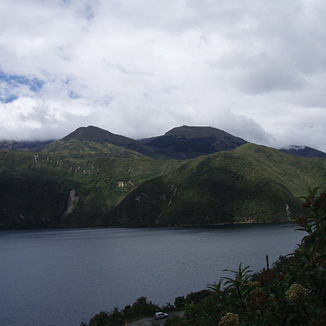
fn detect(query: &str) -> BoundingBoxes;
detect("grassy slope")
[105,144,326,227]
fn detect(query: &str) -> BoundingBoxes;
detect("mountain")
[140,125,248,159]
[40,125,249,160]
[2,125,325,160]
[278,145,326,158]
[101,143,326,227]
[62,125,134,143]
[1,125,326,229]
[42,126,162,159]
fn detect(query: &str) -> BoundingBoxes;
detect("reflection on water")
[0,223,303,326]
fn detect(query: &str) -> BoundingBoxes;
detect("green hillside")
[103,143,326,227]
[0,150,181,229]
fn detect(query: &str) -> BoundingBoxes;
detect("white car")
[154,312,168,320]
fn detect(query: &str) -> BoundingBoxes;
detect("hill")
[0,150,182,229]
[278,145,326,158]
[44,125,249,160]
[43,126,162,159]
[140,125,248,159]
[102,143,326,227]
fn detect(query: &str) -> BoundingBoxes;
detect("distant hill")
[141,125,248,159]
[101,143,326,227]
[39,125,249,160]
[278,145,326,158]
[42,126,162,159]
[0,140,53,152]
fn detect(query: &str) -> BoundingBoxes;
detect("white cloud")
[0,0,326,152]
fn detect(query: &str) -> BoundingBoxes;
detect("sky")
[1,0,326,151]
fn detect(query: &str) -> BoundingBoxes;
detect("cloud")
[0,0,326,152]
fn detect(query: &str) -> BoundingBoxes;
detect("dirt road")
[125,311,184,326]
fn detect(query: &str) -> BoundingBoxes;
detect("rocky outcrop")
[65,189,78,215]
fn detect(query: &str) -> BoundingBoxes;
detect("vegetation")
[81,187,326,325]
[1,125,326,229]
[1,142,326,229]
[80,297,162,326]
[104,144,326,227]
[0,150,181,228]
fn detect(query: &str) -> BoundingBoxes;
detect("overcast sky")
[1,0,326,151]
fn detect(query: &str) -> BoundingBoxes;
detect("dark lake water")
[0,223,303,326]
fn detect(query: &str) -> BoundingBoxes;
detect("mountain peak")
[164,125,247,141]
[142,125,248,159]
[62,126,135,145]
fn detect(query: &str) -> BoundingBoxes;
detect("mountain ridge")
[1,125,325,159]
[61,125,249,159]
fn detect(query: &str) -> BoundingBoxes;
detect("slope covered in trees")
[103,144,326,227]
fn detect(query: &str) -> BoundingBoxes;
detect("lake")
[0,223,303,326]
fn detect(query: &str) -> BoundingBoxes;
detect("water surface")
[0,224,303,326]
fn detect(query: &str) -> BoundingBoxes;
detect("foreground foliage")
[82,187,326,325]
